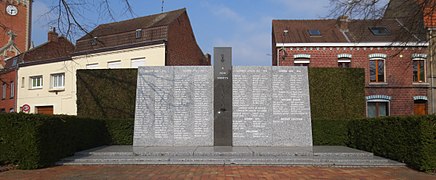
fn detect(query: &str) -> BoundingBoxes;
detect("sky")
[31,0,331,66]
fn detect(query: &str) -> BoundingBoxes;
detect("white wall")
[17,44,166,115]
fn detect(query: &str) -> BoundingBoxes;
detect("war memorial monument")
[133,47,312,147]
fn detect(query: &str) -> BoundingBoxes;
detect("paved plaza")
[0,165,434,179]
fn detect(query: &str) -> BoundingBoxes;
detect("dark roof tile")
[75,8,185,53]
[273,18,426,44]
[273,19,349,43]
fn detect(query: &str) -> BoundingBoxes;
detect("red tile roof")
[75,8,186,53]
[3,36,74,69]
[273,19,426,44]
[273,20,348,43]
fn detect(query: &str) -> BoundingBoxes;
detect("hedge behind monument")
[77,68,365,120]
[309,68,366,120]
[77,69,138,119]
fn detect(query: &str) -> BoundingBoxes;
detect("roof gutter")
[277,42,429,47]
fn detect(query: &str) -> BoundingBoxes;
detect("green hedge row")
[347,116,436,172]
[312,119,349,146]
[0,113,134,169]
[309,68,366,120]
[105,118,134,145]
[0,113,109,169]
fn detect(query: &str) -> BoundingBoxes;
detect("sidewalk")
[0,165,434,180]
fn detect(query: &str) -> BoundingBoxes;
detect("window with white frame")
[86,63,99,69]
[293,54,310,67]
[2,83,5,99]
[412,54,427,83]
[108,61,121,69]
[367,101,389,117]
[338,54,351,68]
[369,54,387,83]
[51,73,65,89]
[10,81,14,98]
[131,58,146,68]
[366,95,391,118]
[30,76,43,89]
[136,29,142,39]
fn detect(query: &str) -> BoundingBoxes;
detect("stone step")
[57,155,405,167]
[76,146,373,158]
[59,146,404,167]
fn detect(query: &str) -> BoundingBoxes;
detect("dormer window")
[369,27,390,36]
[136,29,142,39]
[308,29,321,37]
[90,37,98,46]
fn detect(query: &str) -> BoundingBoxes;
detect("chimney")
[48,27,58,42]
[337,16,349,32]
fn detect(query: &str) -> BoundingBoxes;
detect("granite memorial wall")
[133,66,214,146]
[133,66,312,147]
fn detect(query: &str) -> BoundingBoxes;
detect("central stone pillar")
[213,47,233,146]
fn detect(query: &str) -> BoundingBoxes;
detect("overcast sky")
[32,0,331,66]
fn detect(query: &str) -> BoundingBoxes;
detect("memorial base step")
[57,146,405,167]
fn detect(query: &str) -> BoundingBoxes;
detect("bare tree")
[328,0,436,43]
[40,0,136,41]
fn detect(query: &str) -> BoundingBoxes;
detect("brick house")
[73,8,209,66]
[17,8,209,115]
[0,0,32,112]
[272,17,429,117]
[1,29,74,113]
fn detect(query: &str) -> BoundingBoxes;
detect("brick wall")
[275,46,429,116]
[0,1,29,52]
[166,12,209,66]
[0,69,17,112]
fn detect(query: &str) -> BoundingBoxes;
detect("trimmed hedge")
[347,115,436,172]
[0,113,110,169]
[312,119,349,146]
[309,68,366,120]
[105,118,134,145]
[77,69,138,119]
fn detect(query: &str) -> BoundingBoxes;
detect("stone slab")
[133,146,198,156]
[232,66,313,146]
[194,146,253,156]
[249,146,313,156]
[60,146,405,167]
[133,66,214,147]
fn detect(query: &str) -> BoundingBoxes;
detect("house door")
[36,106,54,115]
[413,101,427,115]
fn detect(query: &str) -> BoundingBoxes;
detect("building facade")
[272,17,429,117]
[17,8,209,115]
[0,0,32,112]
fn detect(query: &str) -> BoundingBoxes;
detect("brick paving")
[0,165,434,180]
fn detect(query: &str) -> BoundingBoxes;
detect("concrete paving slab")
[58,146,405,167]
[194,146,253,156]
[76,146,133,156]
[133,146,198,156]
[249,146,313,156]
[313,146,373,157]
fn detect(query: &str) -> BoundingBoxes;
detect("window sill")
[412,82,429,86]
[29,87,43,90]
[369,82,388,86]
[49,88,65,92]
